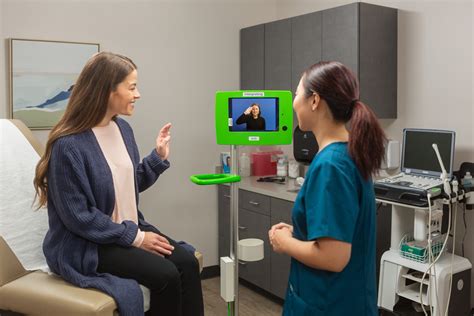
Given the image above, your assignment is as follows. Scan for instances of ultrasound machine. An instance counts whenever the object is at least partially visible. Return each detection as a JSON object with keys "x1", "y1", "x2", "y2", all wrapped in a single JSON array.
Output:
[{"x1": 374, "y1": 128, "x2": 455, "y2": 207}]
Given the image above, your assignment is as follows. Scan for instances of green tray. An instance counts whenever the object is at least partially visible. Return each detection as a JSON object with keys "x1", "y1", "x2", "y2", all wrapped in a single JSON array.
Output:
[{"x1": 190, "y1": 173, "x2": 241, "y2": 185}]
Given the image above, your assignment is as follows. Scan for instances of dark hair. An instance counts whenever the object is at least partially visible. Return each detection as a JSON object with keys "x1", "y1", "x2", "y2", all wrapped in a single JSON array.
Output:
[
  {"x1": 34, "y1": 52, "x2": 137, "y2": 208},
  {"x1": 250, "y1": 103, "x2": 261, "y2": 118},
  {"x1": 302, "y1": 61, "x2": 386, "y2": 180}
]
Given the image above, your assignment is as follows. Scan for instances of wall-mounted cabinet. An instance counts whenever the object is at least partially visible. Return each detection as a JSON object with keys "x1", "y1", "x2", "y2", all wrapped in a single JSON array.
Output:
[
  {"x1": 240, "y1": 25, "x2": 265, "y2": 90},
  {"x1": 240, "y1": 2, "x2": 398, "y2": 119}
]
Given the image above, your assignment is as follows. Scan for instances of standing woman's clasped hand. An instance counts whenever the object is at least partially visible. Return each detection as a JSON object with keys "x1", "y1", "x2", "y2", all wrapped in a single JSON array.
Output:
[
  {"x1": 156, "y1": 123, "x2": 172, "y2": 160},
  {"x1": 269, "y1": 222, "x2": 293, "y2": 254}
]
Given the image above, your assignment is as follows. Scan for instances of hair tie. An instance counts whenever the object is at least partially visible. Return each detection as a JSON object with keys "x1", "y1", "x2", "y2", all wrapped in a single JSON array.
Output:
[
  {"x1": 351, "y1": 99, "x2": 359, "y2": 107},
  {"x1": 346, "y1": 99, "x2": 359, "y2": 118}
]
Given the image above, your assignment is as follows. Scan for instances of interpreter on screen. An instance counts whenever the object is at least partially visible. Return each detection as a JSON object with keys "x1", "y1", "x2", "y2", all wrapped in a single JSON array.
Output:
[{"x1": 236, "y1": 103, "x2": 266, "y2": 131}]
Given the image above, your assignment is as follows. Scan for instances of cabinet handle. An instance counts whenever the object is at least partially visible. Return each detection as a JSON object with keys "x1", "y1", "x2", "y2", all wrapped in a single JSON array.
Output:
[
  {"x1": 238, "y1": 260, "x2": 247, "y2": 266},
  {"x1": 238, "y1": 226, "x2": 247, "y2": 230},
  {"x1": 224, "y1": 195, "x2": 231, "y2": 199},
  {"x1": 249, "y1": 201, "x2": 260, "y2": 206}
]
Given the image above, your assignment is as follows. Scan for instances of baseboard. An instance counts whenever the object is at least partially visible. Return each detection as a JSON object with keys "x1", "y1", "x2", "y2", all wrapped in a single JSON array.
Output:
[{"x1": 200, "y1": 265, "x2": 219, "y2": 279}]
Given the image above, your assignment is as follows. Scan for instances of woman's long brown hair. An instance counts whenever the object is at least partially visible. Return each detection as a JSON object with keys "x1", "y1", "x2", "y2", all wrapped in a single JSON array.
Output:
[
  {"x1": 302, "y1": 61, "x2": 387, "y2": 180},
  {"x1": 33, "y1": 52, "x2": 137, "y2": 208}
]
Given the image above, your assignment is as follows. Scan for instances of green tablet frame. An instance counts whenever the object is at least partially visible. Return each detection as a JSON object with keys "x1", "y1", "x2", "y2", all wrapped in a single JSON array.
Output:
[{"x1": 215, "y1": 90, "x2": 293, "y2": 146}]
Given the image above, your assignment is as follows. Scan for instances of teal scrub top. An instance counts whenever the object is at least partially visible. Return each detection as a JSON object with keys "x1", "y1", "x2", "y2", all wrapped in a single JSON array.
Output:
[{"x1": 283, "y1": 142, "x2": 377, "y2": 316}]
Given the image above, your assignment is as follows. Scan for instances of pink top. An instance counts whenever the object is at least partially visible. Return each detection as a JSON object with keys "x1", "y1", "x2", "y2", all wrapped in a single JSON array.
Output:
[{"x1": 92, "y1": 120, "x2": 145, "y2": 247}]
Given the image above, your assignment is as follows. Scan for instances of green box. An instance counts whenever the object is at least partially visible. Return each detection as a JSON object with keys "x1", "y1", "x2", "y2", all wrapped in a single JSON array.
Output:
[{"x1": 215, "y1": 90, "x2": 293, "y2": 146}]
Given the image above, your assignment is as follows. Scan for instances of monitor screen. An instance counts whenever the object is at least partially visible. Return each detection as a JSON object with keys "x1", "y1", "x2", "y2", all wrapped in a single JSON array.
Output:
[
  {"x1": 228, "y1": 98, "x2": 279, "y2": 132},
  {"x1": 402, "y1": 129, "x2": 455, "y2": 177}
]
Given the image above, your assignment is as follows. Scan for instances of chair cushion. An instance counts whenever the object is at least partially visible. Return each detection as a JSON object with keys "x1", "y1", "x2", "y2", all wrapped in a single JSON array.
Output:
[{"x1": 0, "y1": 271, "x2": 116, "y2": 316}]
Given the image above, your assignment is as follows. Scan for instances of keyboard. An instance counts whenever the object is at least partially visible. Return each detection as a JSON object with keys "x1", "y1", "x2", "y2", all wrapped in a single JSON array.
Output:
[
  {"x1": 376, "y1": 173, "x2": 443, "y2": 191},
  {"x1": 374, "y1": 173, "x2": 444, "y2": 207}
]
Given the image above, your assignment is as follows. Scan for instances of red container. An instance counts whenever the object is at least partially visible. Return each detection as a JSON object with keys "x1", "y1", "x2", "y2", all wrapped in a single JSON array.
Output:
[{"x1": 251, "y1": 151, "x2": 282, "y2": 176}]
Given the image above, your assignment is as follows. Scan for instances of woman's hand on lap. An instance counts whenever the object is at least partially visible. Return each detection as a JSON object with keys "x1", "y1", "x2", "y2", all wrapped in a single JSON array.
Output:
[{"x1": 140, "y1": 231, "x2": 174, "y2": 256}]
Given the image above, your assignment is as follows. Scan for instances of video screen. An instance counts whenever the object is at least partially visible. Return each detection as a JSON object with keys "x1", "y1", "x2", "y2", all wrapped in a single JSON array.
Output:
[
  {"x1": 403, "y1": 130, "x2": 454, "y2": 175},
  {"x1": 228, "y1": 98, "x2": 279, "y2": 132}
]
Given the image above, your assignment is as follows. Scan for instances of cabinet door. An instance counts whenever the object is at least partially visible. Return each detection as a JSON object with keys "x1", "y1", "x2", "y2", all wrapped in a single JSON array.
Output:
[
  {"x1": 265, "y1": 19, "x2": 292, "y2": 90},
  {"x1": 238, "y1": 208, "x2": 271, "y2": 292},
  {"x1": 270, "y1": 198, "x2": 293, "y2": 298},
  {"x1": 291, "y1": 11, "x2": 322, "y2": 93},
  {"x1": 376, "y1": 203, "x2": 391, "y2": 286},
  {"x1": 240, "y1": 25, "x2": 265, "y2": 90},
  {"x1": 239, "y1": 189, "x2": 271, "y2": 216},
  {"x1": 322, "y1": 3, "x2": 359, "y2": 76},
  {"x1": 218, "y1": 185, "x2": 231, "y2": 259},
  {"x1": 359, "y1": 3, "x2": 397, "y2": 118},
  {"x1": 270, "y1": 217, "x2": 292, "y2": 299}
]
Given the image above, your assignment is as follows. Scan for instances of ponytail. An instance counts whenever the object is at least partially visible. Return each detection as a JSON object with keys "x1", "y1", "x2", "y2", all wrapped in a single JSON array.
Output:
[
  {"x1": 302, "y1": 61, "x2": 387, "y2": 180},
  {"x1": 348, "y1": 101, "x2": 387, "y2": 180}
]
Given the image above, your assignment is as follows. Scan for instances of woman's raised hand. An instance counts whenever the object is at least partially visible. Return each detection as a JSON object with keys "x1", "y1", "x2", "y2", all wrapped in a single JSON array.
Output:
[
  {"x1": 244, "y1": 107, "x2": 252, "y2": 115},
  {"x1": 155, "y1": 123, "x2": 172, "y2": 160},
  {"x1": 140, "y1": 231, "x2": 174, "y2": 257}
]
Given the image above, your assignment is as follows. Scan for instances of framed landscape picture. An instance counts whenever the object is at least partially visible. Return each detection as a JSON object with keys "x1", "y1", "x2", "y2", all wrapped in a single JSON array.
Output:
[{"x1": 9, "y1": 39, "x2": 100, "y2": 129}]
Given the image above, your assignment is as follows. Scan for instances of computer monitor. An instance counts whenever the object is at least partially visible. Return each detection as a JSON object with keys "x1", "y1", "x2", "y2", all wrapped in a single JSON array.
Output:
[
  {"x1": 401, "y1": 128, "x2": 455, "y2": 178},
  {"x1": 215, "y1": 91, "x2": 292, "y2": 145}
]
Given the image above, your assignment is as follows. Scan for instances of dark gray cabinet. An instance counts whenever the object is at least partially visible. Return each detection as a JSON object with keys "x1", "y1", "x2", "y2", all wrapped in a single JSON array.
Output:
[
  {"x1": 238, "y1": 208, "x2": 271, "y2": 292},
  {"x1": 359, "y1": 3, "x2": 398, "y2": 118},
  {"x1": 269, "y1": 198, "x2": 293, "y2": 299},
  {"x1": 240, "y1": 25, "x2": 265, "y2": 90},
  {"x1": 376, "y1": 203, "x2": 391, "y2": 285},
  {"x1": 291, "y1": 11, "x2": 322, "y2": 93},
  {"x1": 264, "y1": 19, "x2": 292, "y2": 90},
  {"x1": 323, "y1": 2, "x2": 398, "y2": 118},
  {"x1": 240, "y1": 2, "x2": 398, "y2": 119},
  {"x1": 322, "y1": 3, "x2": 359, "y2": 76},
  {"x1": 217, "y1": 186, "x2": 392, "y2": 300},
  {"x1": 217, "y1": 186, "x2": 293, "y2": 299}
]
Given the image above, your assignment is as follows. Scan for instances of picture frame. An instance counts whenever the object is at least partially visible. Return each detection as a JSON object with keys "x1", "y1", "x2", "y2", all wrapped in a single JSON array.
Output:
[{"x1": 8, "y1": 38, "x2": 100, "y2": 129}]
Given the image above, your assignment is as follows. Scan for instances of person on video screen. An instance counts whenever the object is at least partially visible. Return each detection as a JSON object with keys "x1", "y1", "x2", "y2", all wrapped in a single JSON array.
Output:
[{"x1": 236, "y1": 103, "x2": 266, "y2": 131}]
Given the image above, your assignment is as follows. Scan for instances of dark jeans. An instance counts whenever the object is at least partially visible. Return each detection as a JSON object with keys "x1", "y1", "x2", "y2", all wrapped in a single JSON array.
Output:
[{"x1": 97, "y1": 225, "x2": 204, "y2": 316}]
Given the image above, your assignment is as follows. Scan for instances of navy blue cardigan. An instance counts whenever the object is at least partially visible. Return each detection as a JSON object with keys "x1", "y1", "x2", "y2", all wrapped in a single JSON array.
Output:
[{"x1": 43, "y1": 117, "x2": 170, "y2": 316}]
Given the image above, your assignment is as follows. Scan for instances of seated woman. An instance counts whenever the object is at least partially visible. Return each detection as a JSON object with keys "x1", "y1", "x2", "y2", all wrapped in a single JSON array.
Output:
[
  {"x1": 34, "y1": 52, "x2": 204, "y2": 316},
  {"x1": 236, "y1": 103, "x2": 266, "y2": 131}
]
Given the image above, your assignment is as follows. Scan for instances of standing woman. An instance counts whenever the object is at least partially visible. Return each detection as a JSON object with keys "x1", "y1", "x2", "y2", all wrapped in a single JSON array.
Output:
[
  {"x1": 34, "y1": 52, "x2": 204, "y2": 316},
  {"x1": 269, "y1": 61, "x2": 385, "y2": 315}
]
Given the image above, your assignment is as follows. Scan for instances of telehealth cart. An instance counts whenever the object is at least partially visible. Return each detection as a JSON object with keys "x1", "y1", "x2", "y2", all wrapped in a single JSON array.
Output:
[{"x1": 191, "y1": 90, "x2": 293, "y2": 316}]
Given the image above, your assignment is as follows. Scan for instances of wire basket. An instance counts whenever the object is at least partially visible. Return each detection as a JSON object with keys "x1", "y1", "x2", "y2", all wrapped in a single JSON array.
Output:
[{"x1": 399, "y1": 235, "x2": 443, "y2": 263}]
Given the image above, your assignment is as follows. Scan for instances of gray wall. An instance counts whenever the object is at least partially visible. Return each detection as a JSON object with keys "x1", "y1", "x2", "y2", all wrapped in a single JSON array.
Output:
[{"x1": 0, "y1": 0, "x2": 277, "y2": 267}]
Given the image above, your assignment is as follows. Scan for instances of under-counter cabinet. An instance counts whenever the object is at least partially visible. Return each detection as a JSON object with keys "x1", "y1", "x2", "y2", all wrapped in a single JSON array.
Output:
[{"x1": 218, "y1": 186, "x2": 293, "y2": 299}]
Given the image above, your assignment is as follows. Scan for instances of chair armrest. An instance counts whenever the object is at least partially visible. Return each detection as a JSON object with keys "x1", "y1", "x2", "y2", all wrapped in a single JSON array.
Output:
[
  {"x1": 195, "y1": 251, "x2": 203, "y2": 273},
  {"x1": 9, "y1": 119, "x2": 44, "y2": 157},
  {"x1": 0, "y1": 236, "x2": 28, "y2": 287}
]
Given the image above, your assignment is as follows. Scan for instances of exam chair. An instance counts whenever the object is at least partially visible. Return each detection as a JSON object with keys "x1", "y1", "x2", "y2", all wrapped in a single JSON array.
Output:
[{"x1": 0, "y1": 119, "x2": 203, "y2": 316}]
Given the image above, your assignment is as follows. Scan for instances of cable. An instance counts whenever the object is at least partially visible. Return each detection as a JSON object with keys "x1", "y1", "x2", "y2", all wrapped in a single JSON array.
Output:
[
  {"x1": 420, "y1": 196, "x2": 452, "y2": 315},
  {"x1": 444, "y1": 193, "x2": 458, "y2": 316},
  {"x1": 420, "y1": 193, "x2": 434, "y2": 315},
  {"x1": 375, "y1": 202, "x2": 383, "y2": 216},
  {"x1": 462, "y1": 200, "x2": 467, "y2": 257}
]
